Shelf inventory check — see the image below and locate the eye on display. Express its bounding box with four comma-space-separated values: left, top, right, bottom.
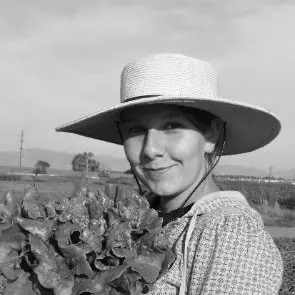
127, 125, 145, 135
164, 122, 183, 131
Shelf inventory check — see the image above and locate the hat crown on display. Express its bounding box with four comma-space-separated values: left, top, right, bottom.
120, 54, 219, 102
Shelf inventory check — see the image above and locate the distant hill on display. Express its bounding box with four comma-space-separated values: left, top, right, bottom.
0, 148, 294, 179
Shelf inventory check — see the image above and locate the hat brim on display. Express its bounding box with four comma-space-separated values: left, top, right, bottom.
56, 96, 281, 156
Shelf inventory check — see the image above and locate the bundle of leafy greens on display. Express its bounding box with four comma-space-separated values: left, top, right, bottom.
0, 182, 175, 295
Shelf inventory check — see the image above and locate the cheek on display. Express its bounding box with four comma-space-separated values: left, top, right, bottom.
123, 139, 141, 165
169, 134, 206, 164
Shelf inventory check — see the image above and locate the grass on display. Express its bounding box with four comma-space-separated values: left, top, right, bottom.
255, 199, 295, 227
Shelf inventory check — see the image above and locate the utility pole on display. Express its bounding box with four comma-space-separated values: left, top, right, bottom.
19, 130, 24, 173
268, 165, 273, 178
86, 152, 89, 179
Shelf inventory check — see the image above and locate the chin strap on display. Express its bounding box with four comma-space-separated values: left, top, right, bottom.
131, 168, 144, 195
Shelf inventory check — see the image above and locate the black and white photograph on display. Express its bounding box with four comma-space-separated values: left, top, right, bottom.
0, 1, 294, 294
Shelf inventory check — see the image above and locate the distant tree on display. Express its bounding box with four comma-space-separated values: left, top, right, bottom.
124, 168, 133, 174
71, 152, 100, 175
33, 160, 50, 175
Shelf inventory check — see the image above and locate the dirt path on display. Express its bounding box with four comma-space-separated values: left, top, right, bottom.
265, 226, 295, 238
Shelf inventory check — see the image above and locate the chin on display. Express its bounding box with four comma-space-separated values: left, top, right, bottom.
147, 182, 181, 197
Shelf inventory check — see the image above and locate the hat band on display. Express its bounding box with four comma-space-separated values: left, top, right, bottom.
123, 95, 162, 103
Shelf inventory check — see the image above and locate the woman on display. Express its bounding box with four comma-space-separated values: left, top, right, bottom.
57, 54, 283, 294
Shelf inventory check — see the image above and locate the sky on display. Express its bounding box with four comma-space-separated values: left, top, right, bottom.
1, 0, 294, 171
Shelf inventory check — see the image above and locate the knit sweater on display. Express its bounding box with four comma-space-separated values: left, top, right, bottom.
148, 191, 283, 295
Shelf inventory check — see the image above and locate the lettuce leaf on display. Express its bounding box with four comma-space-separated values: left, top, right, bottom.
2, 271, 34, 295
108, 270, 145, 295
3, 191, 21, 219
58, 196, 89, 229
105, 221, 132, 252
60, 244, 93, 278
81, 228, 104, 252
115, 186, 162, 232
72, 264, 129, 295
55, 223, 82, 248
0, 224, 26, 281
88, 217, 107, 237
0, 204, 13, 227
44, 200, 57, 219
29, 234, 74, 295
0, 244, 20, 281
22, 188, 46, 220
124, 246, 165, 283
16, 217, 55, 242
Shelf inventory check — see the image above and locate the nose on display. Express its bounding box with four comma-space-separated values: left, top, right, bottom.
141, 129, 165, 160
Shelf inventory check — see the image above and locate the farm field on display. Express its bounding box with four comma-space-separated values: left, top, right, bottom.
265, 226, 295, 238
0, 174, 295, 294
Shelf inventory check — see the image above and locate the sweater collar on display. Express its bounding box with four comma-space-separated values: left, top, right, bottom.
183, 190, 248, 218
146, 190, 248, 218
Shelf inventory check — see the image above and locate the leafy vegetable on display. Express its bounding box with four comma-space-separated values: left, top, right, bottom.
22, 188, 46, 219
29, 234, 75, 295
0, 224, 26, 281
0, 183, 175, 294
16, 217, 55, 242
2, 271, 33, 295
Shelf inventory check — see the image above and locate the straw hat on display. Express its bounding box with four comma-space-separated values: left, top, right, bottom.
56, 53, 281, 155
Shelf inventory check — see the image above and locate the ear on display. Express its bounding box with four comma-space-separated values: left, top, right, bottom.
204, 141, 215, 154
204, 119, 220, 154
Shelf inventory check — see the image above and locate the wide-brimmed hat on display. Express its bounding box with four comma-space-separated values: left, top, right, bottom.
56, 53, 281, 155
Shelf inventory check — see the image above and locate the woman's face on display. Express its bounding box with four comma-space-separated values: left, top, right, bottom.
120, 105, 214, 197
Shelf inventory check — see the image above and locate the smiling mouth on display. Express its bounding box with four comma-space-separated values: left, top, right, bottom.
144, 165, 173, 171
143, 165, 175, 175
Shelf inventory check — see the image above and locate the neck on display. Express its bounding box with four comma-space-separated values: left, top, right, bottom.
159, 174, 219, 213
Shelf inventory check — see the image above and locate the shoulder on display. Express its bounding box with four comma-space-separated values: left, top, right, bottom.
189, 191, 281, 257
203, 190, 264, 229
187, 191, 268, 245
188, 191, 282, 262
186, 192, 283, 294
